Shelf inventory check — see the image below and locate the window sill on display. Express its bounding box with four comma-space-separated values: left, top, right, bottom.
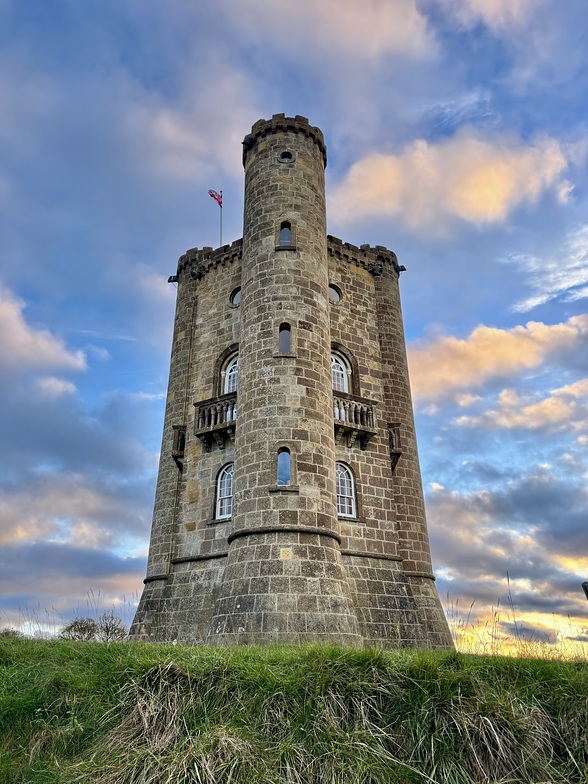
272, 352, 297, 359
275, 245, 297, 251
268, 484, 300, 493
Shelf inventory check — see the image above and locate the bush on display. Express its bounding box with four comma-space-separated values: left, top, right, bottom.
59, 617, 99, 641
58, 612, 128, 642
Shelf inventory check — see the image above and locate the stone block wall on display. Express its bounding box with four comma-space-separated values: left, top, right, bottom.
130, 115, 452, 649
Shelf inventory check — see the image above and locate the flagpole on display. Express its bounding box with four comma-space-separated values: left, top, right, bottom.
220, 190, 223, 247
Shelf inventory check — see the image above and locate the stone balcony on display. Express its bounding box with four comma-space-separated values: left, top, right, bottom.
194, 391, 378, 452
194, 392, 237, 451
333, 393, 377, 450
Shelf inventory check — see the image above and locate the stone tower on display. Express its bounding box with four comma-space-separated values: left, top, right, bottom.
130, 114, 452, 649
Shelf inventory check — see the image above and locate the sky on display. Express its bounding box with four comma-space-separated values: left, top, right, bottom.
1, 0, 587, 652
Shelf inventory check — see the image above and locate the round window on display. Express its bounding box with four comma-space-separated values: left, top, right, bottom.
328, 284, 342, 304
278, 150, 294, 163
230, 287, 241, 306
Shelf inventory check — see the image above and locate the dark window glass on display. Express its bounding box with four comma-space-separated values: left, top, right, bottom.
328, 285, 341, 304
280, 221, 292, 246
230, 287, 241, 305
279, 323, 291, 353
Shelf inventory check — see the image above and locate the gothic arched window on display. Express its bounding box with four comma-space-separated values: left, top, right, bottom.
216, 463, 234, 519
331, 352, 351, 393
336, 462, 356, 518
223, 354, 238, 394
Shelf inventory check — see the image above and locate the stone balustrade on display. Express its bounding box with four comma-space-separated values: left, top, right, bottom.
194, 392, 237, 451
333, 393, 377, 450
193, 391, 377, 452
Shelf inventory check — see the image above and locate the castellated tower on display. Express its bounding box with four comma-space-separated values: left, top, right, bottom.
130, 114, 452, 649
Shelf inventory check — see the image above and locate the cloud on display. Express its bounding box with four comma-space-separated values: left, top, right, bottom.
505, 225, 588, 311
455, 379, 588, 431
36, 377, 77, 396
434, 0, 542, 33
0, 286, 86, 372
125, 57, 260, 183
0, 541, 145, 632
408, 314, 588, 400
222, 0, 436, 61
330, 129, 570, 233
455, 393, 481, 407
455, 386, 586, 431
427, 475, 588, 619
0, 471, 152, 551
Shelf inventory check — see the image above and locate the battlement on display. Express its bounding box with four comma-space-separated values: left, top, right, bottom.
177, 238, 243, 280
242, 114, 327, 167
327, 236, 405, 276
174, 235, 404, 282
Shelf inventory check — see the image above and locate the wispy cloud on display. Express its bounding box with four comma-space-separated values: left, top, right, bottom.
505, 224, 588, 311
434, 0, 543, 33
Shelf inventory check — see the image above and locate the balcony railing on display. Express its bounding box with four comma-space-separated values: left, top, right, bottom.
333, 393, 377, 450
194, 392, 237, 451
194, 391, 378, 452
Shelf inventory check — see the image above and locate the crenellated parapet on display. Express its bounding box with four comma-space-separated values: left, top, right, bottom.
177, 239, 243, 281
175, 235, 404, 284
242, 113, 327, 168
327, 235, 405, 276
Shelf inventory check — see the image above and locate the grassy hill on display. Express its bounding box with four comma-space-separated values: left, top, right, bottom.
1, 638, 587, 783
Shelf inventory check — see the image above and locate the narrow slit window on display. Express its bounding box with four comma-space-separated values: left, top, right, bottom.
176, 430, 185, 454
279, 221, 292, 246
277, 448, 291, 486
279, 323, 291, 353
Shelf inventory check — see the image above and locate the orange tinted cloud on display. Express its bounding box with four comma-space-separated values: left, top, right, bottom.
224, 0, 436, 60
331, 129, 569, 233
408, 315, 587, 400
455, 379, 588, 430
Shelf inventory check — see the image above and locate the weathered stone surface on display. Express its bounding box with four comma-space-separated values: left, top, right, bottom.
130, 115, 453, 649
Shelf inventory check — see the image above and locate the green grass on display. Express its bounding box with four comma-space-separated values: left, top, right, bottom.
1, 639, 587, 783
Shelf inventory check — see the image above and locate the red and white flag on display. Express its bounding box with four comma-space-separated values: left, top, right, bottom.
208, 189, 222, 208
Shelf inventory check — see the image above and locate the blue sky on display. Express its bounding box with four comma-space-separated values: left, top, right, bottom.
1, 0, 587, 650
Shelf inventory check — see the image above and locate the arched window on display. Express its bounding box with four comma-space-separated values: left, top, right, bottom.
223, 354, 238, 394
279, 221, 292, 246
336, 462, 356, 518
279, 322, 291, 353
277, 448, 291, 486
331, 353, 350, 393
216, 463, 234, 519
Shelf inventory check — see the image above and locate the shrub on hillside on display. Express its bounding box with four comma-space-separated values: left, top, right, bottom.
59, 611, 127, 642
